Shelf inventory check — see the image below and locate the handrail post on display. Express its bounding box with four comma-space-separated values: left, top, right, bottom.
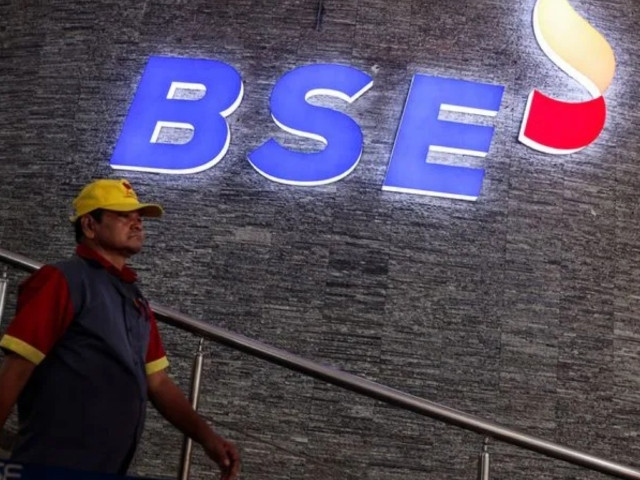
479, 438, 490, 480
178, 338, 206, 480
0, 269, 8, 325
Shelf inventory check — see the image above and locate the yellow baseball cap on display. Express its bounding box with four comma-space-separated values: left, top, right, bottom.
70, 179, 164, 222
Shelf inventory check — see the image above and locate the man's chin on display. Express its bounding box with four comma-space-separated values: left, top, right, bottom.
123, 242, 143, 256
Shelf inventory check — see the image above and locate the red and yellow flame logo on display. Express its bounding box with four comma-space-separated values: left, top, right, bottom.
519, 0, 616, 154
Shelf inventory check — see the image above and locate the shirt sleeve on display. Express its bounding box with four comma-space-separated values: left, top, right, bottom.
145, 309, 169, 375
0, 265, 74, 365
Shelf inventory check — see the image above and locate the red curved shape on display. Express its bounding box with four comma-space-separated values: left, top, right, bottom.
520, 91, 606, 153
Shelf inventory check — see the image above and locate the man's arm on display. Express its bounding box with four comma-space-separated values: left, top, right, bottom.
1, 264, 74, 434
0, 354, 35, 431
147, 370, 240, 480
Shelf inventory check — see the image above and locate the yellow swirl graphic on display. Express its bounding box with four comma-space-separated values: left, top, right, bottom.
534, 0, 616, 96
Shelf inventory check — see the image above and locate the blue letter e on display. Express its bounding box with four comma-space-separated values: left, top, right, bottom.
110, 56, 243, 174
383, 75, 504, 200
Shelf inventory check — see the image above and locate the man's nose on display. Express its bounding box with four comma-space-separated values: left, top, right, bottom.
131, 213, 143, 228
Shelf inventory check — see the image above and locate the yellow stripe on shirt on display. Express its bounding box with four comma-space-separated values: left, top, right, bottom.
0, 334, 45, 365
145, 356, 169, 375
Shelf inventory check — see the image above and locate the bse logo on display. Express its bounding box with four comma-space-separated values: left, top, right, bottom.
111, 0, 615, 201
519, 0, 615, 154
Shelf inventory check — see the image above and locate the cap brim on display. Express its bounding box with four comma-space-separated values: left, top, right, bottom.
69, 203, 164, 222
103, 202, 164, 217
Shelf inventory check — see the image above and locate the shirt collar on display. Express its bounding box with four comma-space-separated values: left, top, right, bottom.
76, 244, 138, 283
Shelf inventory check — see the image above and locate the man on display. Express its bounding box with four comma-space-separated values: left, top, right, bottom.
0, 179, 240, 479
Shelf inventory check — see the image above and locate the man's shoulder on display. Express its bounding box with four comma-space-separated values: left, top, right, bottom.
52, 253, 92, 275
19, 263, 67, 292
49, 254, 98, 292
19, 254, 95, 293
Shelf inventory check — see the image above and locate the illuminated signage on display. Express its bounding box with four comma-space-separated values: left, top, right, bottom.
382, 76, 503, 201
110, 0, 615, 200
248, 64, 373, 186
519, 0, 616, 154
111, 57, 244, 174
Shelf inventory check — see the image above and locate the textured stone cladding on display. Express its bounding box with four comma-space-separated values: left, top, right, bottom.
1, 0, 640, 479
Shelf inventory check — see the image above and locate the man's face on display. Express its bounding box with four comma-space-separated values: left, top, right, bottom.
85, 210, 145, 257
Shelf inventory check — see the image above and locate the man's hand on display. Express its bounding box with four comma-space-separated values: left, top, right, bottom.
147, 370, 241, 479
202, 433, 240, 480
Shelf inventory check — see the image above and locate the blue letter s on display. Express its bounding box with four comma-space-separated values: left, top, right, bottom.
248, 64, 373, 185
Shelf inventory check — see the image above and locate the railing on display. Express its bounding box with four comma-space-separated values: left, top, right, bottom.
1, 246, 639, 480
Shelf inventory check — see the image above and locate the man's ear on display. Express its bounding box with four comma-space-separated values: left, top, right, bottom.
81, 214, 96, 240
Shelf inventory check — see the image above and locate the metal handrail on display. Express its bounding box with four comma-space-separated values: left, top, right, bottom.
0, 269, 8, 325
1, 246, 639, 480
178, 338, 205, 480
